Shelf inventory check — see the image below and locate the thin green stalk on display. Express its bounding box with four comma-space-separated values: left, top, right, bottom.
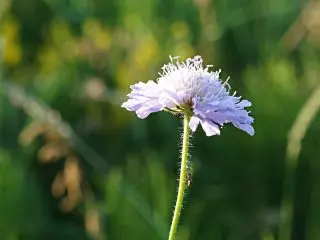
278, 157, 297, 240
279, 84, 320, 240
168, 114, 190, 240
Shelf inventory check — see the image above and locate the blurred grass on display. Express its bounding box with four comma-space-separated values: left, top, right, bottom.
0, 0, 320, 239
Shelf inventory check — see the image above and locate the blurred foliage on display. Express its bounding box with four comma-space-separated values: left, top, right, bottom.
0, 0, 320, 239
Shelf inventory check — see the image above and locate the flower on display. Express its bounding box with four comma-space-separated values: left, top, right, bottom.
121, 56, 254, 136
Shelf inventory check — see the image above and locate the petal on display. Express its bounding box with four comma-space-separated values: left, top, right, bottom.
232, 122, 255, 136
189, 116, 200, 132
200, 119, 220, 136
121, 99, 142, 111
136, 105, 163, 119
237, 100, 252, 108
159, 91, 180, 108
121, 81, 165, 118
207, 112, 230, 124
193, 107, 207, 119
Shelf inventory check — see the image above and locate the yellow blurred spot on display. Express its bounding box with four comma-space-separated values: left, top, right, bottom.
116, 34, 158, 89
116, 63, 131, 89
94, 31, 111, 51
1, 17, 21, 65
51, 19, 72, 44
83, 18, 101, 36
38, 47, 59, 73
3, 43, 21, 65
173, 42, 194, 59
171, 21, 189, 40
36, 19, 77, 70
83, 18, 111, 51
134, 35, 158, 67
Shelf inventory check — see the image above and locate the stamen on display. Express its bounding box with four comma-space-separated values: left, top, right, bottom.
216, 76, 230, 97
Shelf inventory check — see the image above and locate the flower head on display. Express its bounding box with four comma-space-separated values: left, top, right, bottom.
122, 56, 254, 136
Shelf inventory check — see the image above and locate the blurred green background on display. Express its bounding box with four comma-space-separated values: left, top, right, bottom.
1, 0, 320, 239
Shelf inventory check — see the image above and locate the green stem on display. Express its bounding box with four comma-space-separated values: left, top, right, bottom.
279, 85, 320, 240
278, 157, 297, 240
168, 115, 190, 240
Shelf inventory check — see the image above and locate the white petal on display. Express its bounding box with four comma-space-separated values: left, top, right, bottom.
200, 119, 220, 136
136, 105, 163, 119
189, 116, 200, 132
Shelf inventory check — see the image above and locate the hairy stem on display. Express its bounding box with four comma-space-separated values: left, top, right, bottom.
168, 115, 190, 240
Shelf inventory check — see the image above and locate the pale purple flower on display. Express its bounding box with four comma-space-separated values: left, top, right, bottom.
122, 56, 254, 136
